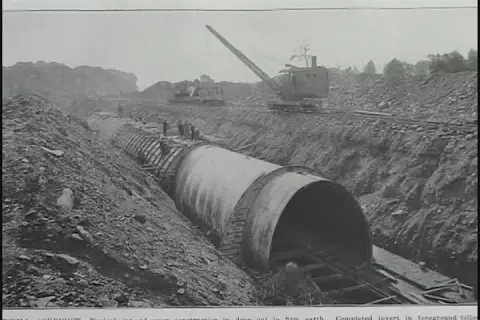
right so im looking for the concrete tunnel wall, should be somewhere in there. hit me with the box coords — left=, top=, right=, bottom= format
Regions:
left=87, top=113, right=373, bottom=271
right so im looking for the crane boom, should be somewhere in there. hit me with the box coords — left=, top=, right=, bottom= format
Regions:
left=206, top=25, right=277, bottom=91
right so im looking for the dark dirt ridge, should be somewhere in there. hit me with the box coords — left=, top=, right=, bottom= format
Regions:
left=2, top=62, right=138, bottom=101
left=2, top=94, right=262, bottom=308
left=124, top=103, right=478, bottom=288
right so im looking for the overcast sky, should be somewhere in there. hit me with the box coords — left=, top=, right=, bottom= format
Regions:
left=3, top=0, right=478, bottom=89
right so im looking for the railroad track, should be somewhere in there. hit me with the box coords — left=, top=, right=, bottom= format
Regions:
left=313, top=111, right=478, bottom=133
left=270, top=227, right=442, bottom=304
left=226, top=105, right=478, bottom=132
left=110, top=96, right=477, bottom=133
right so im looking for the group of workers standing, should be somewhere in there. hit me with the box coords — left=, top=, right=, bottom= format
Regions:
left=162, top=119, right=201, bottom=142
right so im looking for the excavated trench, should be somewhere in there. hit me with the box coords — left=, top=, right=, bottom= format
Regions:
left=87, top=112, right=478, bottom=303
left=86, top=114, right=383, bottom=300
left=138, top=105, right=477, bottom=289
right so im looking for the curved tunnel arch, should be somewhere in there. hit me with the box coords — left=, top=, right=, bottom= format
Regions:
left=242, top=170, right=372, bottom=271
left=272, top=180, right=372, bottom=268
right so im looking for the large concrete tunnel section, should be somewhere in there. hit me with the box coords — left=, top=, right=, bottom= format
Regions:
left=87, top=113, right=373, bottom=271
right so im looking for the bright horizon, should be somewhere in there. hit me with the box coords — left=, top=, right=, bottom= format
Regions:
left=3, top=0, right=478, bottom=90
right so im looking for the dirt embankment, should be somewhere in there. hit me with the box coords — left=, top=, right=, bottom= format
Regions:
left=2, top=95, right=256, bottom=308
left=134, top=104, right=478, bottom=286
left=326, top=71, right=478, bottom=121
left=219, top=71, right=478, bottom=122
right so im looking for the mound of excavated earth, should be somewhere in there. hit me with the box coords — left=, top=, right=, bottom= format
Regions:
left=235, top=71, right=478, bottom=122
left=125, top=103, right=478, bottom=288
left=2, top=94, right=256, bottom=308
left=326, top=71, right=478, bottom=121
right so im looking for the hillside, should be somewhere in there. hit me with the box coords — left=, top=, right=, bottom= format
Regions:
left=2, top=62, right=138, bottom=103
left=2, top=94, right=257, bottom=308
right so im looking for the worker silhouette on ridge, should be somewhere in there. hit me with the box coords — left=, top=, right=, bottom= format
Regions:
left=194, top=128, right=200, bottom=142
left=160, top=139, right=169, bottom=156
left=190, top=124, right=195, bottom=141
left=177, top=120, right=184, bottom=138
left=163, top=120, right=170, bottom=136
left=183, top=120, right=190, bottom=138
left=137, top=150, right=147, bottom=166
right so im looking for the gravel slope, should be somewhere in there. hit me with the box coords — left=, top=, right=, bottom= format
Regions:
left=2, top=94, right=257, bottom=308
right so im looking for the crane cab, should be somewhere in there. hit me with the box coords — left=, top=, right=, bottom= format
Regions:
left=278, top=56, right=330, bottom=101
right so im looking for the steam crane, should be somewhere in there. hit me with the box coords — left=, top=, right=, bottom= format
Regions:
left=205, top=25, right=330, bottom=113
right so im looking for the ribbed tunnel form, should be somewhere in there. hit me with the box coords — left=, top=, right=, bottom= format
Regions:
left=87, top=113, right=373, bottom=273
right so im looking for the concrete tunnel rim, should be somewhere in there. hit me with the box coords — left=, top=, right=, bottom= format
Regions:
left=242, top=168, right=373, bottom=271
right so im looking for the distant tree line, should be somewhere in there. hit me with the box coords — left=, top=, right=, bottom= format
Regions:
left=353, top=49, right=477, bottom=82
left=427, top=49, right=477, bottom=74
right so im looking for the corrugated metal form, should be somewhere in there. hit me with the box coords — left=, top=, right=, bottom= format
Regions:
left=87, top=116, right=373, bottom=271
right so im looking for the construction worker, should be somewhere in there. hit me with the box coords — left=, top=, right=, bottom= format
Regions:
left=137, top=150, right=147, bottom=166
left=189, top=122, right=195, bottom=136
left=183, top=120, right=189, bottom=137
left=177, top=120, right=184, bottom=138
left=163, top=120, right=169, bottom=136
left=190, top=124, right=195, bottom=141
left=194, top=128, right=201, bottom=142
left=160, top=139, right=169, bottom=155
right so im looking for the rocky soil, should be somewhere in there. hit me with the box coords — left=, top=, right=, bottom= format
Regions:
left=125, top=102, right=478, bottom=288
left=233, top=71, right=478, bottom=123
left=2, top=94, right=258, bottom=308
left=326, top=70, right=478, bottom=121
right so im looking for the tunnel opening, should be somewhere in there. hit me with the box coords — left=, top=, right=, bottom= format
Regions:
left=270, top=180, right=372, bottom=273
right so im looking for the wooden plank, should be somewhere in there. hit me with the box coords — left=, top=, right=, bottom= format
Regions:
left=311, top=273, right=344, bottom=284
left=423, top=293, right=455, bottom=304
left=425, top=278, right=457, bottom=290
left=305, top=274, right=321, bottom=292
left=422, top=286, right=451, bottom=295
left=375, top=269, right=399, bottom=283
left=270, top=250, right=308, bottom=261
left=373, top=245, right=454, bottom=289
left=406, top=292, right=433, bottom=304
left=297, top=262, right=327, bottom=273
left=325, top=283, right=367, bottom=294
left=363, top=295, right=397, bottom=305
left=298, top=249, right=346, bottom=275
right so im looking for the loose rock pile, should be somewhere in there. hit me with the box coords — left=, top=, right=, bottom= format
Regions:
left=327, top=70, right=478, bottom=121
left=233, top=70, right=478, bottom=123
left=2, top=94, right=257, bottom=308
